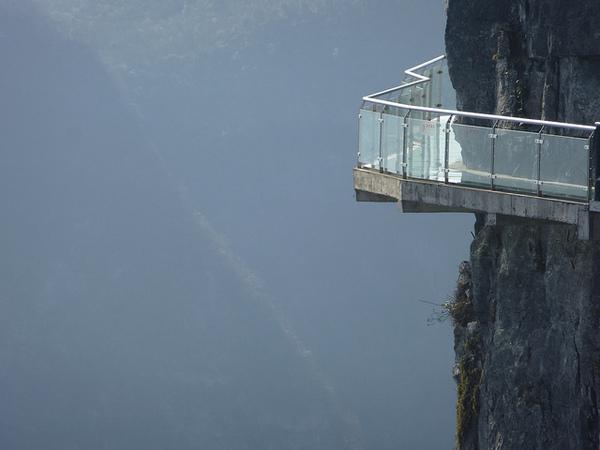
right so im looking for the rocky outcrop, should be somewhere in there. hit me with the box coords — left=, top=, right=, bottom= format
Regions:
left=446, top=1, right=600, bottom=448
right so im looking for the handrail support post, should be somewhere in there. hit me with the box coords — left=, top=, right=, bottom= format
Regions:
left=378, top=107, right=385, bottom=173
left=536, top=126, right=545, bottom=197
left=444, top=115, right=453, bottom=184
left=490, top=120, right=500, bottom=190
left=402, top=110, right=411, bottom=179
left=590, top=124, right=600, bottom=202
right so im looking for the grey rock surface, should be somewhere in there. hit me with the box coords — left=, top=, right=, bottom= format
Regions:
left=445, top=1, right=600, bottom=448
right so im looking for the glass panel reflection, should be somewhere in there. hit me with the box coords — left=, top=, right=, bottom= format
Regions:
left=406, top=118, right=444, bottom=181
left=448, top=122, right=493, bottom=188
left=381, top=113, right=404, bottom=174
left=494, top=128, right=539, bottom=195
left=540, top=134, right=589, bottom=200
left=358, top=109, right=380, bottom=169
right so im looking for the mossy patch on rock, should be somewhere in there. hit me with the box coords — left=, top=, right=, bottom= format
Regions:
left=456, top=355, right=482, bottom=448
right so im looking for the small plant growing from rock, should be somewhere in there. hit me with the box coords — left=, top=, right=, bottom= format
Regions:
left=424, top=261, right=474, bottom=327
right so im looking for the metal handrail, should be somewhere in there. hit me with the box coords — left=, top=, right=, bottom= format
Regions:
left=367, top=55, right=447, bottom=99
left=363, top=55, right=596, bottom=133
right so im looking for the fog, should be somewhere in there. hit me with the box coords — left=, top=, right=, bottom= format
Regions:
left=1, top=1, right=472, bottom=448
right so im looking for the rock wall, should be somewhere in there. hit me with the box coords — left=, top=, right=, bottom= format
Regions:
left=445, top=1, right=600, bottom=448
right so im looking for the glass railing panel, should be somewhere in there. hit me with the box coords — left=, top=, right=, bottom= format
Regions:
left=406, top=118, right=444, bottom=181
left=381, top=113, right=405, bottom=174
left=408, top=85, right=428, bottom=120
left=540, top=134, right=589, bottom=200
left=409, top=62, right=438, bottom=79
left=418, top=68, right=433, bottom=109
left=358, top=105, right=592, bottom=202
left=358, top=109, right=381, bottom=169
left=370, top=60, right=456, bottom=111
left=377, top=87, right=412, bottom=109
left=494, top=128, right=539, bottom=195
left=372, top=86, right=404, bottom=103
left=448, top=122, right=493, bottom=188
left=428, top=65, right=443, bottom=109
left=438, top=66, right=457, bottom=110
left=411, top=83, right=427, bottom=104
left=404, top=59, right=455, bottom=110
left=397, top=88, right=413, bottom=108
left=420, top=62, right=448, bottom=109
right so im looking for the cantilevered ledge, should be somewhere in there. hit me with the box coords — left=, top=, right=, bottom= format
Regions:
left=355, top=55, right=600, bottom=240
left=354, top=167, right=599, bottom=240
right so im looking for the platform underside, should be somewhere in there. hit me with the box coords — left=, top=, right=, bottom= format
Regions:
left=354, top=167, right=600, bottom=240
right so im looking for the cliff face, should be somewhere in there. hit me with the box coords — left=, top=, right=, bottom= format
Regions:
left=445, top=1, right=600, bottom=448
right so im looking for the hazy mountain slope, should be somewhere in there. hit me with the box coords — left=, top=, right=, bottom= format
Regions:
left=0, top=4, right=359, bottom=449
left=34, top=0, right=358, bottom=67
left=14, top=1, right=469, bottom=449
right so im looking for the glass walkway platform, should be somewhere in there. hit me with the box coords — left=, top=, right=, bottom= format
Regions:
left=355, top=56, right=600, bottom=239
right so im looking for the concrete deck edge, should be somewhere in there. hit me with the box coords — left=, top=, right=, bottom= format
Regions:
left=354, top=168, right=587, bottom=226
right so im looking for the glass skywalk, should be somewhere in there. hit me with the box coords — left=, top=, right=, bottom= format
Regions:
left=358, top=56, right=595, bottom=201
